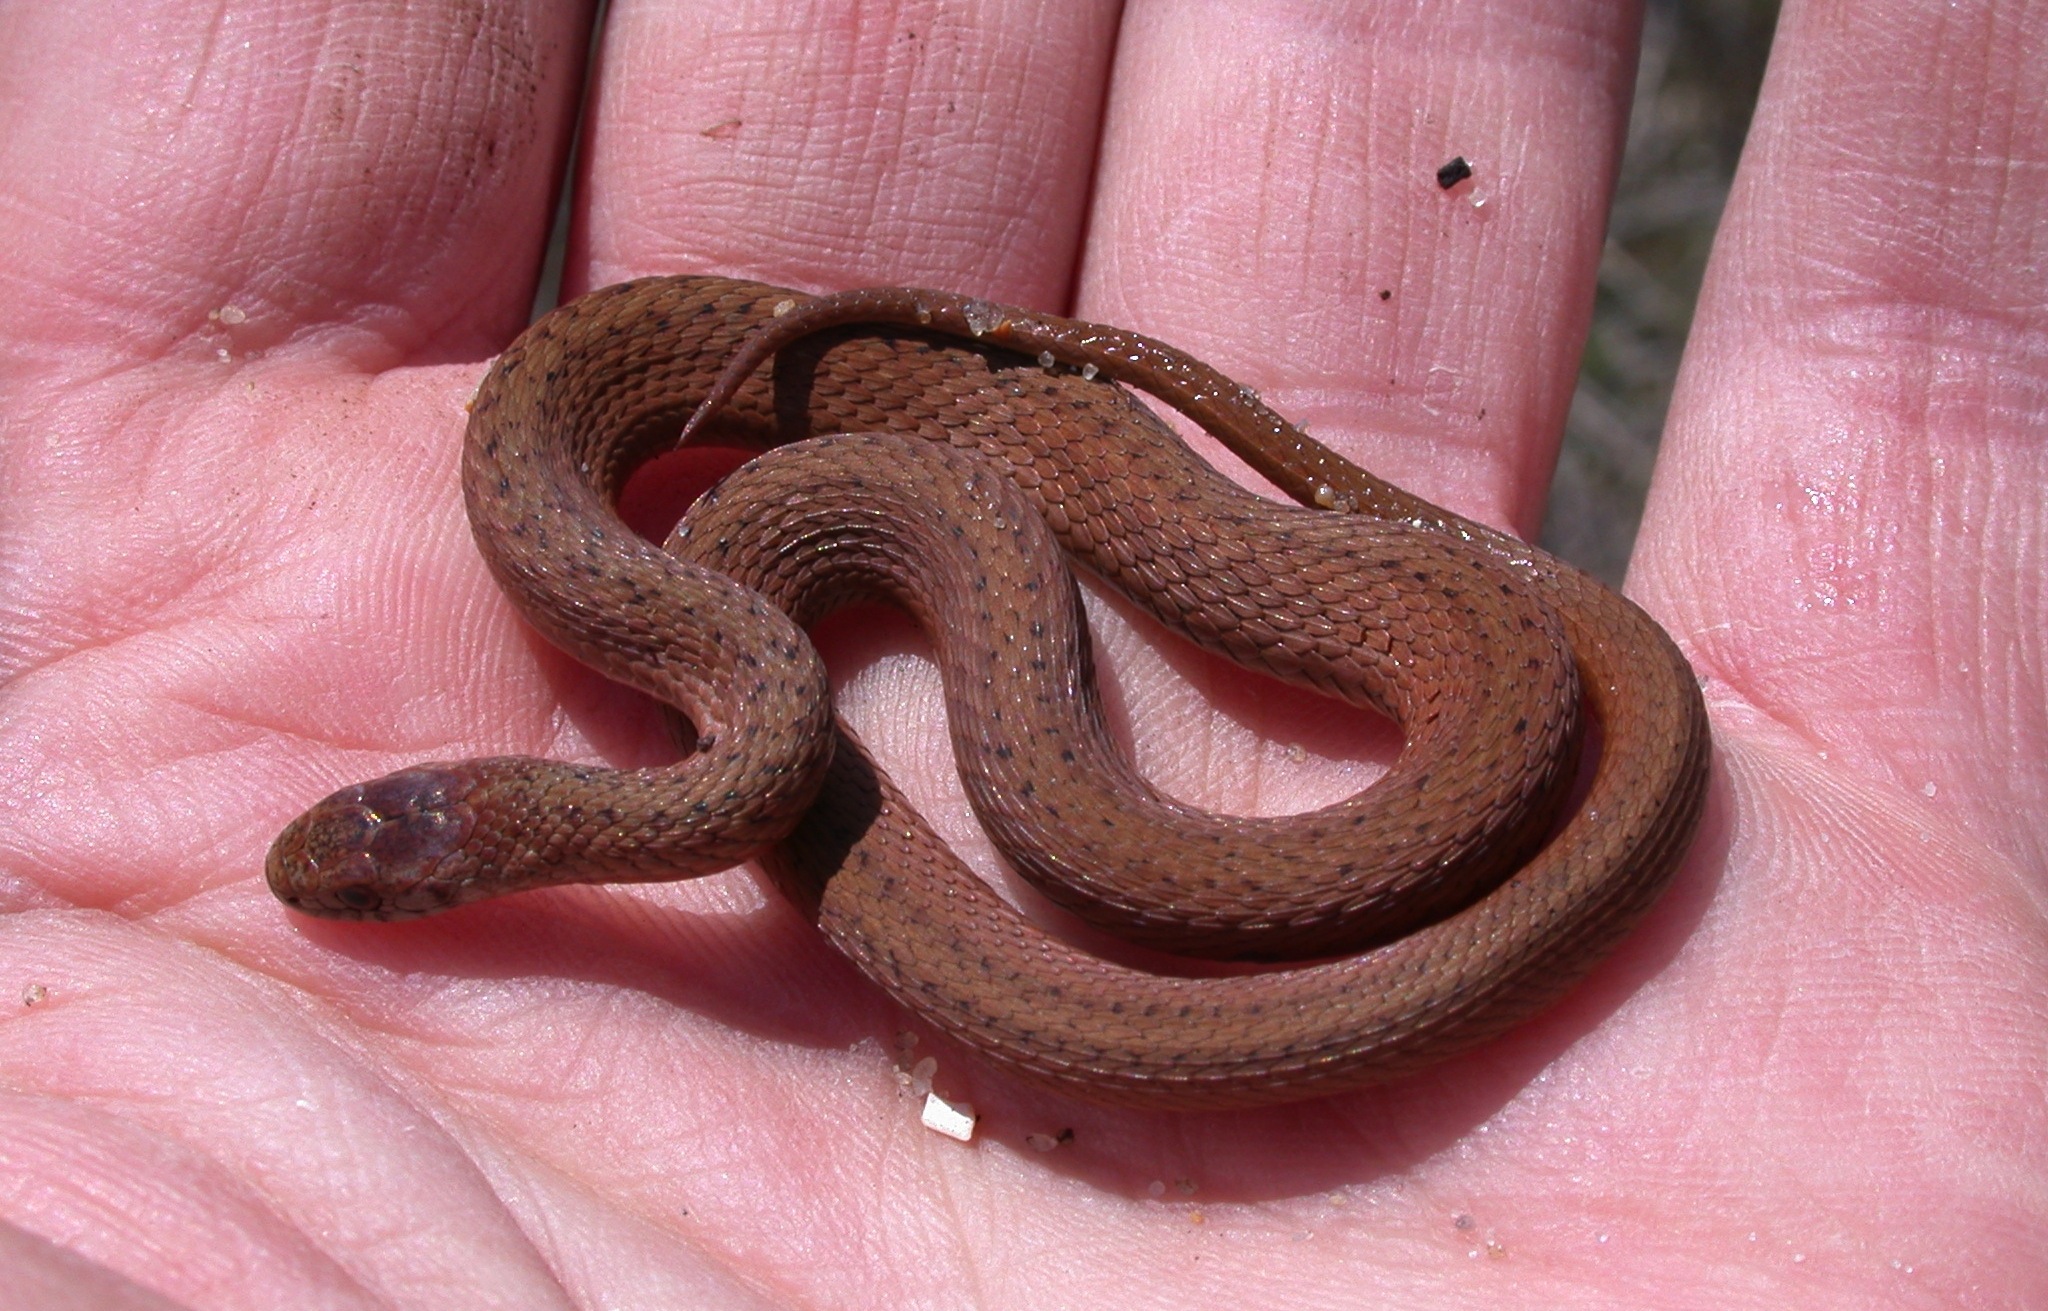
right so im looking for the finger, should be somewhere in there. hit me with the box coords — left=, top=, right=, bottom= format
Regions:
left=0, top=1, right=590, bottom=372
left=1077, top=0, right=1643, bottom=533
left=1634, top=0, right=2048, bottom=860
left=566, top=0, right=1125, bottom=881
left=574, top=0, right=1121, bottom=303
left=1056, top=1, right=1639, bottom=818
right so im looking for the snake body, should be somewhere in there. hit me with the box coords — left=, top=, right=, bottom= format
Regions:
left=268, top=275, right=1710, bottom=1110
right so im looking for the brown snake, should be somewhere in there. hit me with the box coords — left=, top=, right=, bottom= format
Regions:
left=268, top=275, right=1710, bottom=1110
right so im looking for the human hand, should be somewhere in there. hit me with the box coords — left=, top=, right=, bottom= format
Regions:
left=2, top=2, right=2040, bottom=1306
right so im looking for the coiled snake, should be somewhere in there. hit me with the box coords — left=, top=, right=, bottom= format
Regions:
left=268, top=275, right=1710, bottom=1110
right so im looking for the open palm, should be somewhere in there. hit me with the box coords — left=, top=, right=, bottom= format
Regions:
left=4, top=2, right=2042, bottom=1306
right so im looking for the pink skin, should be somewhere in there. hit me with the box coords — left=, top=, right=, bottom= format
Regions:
left=1, top=0, right=2041, bottom=1306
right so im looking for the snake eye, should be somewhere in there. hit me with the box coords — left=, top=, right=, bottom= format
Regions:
left=333, top=880, right=385, bottom=913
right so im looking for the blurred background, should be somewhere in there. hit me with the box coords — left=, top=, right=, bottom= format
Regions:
left=1539, top=0, right=1779, bottom=582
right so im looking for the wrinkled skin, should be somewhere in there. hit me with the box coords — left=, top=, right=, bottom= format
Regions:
left=2, top=2, right=2043, bottom=1307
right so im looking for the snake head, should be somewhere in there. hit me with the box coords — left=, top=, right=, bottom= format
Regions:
left=266, top=765, right=480, bottom=919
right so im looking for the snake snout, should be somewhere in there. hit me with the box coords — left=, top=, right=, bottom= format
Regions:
left=266, top=765, right=480, bottom=919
